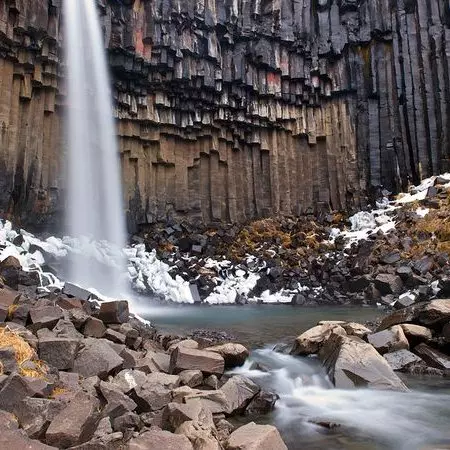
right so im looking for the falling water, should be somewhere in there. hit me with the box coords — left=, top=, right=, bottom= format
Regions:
left=64, top=0, right=128, bottom=297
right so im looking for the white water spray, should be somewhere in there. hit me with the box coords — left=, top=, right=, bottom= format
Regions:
left=64, top=0, right=128, bottom=297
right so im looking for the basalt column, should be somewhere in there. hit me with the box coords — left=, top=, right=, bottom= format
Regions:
left=0, top=0, right=449, bottom=230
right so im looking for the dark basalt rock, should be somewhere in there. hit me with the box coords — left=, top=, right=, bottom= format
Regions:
left=1, top=1, right=450, bottom=230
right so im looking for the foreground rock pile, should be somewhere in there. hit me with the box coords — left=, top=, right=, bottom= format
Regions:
left=0, top=286, right=286, bottom=449
left=290, top=299, right=450, bottom=389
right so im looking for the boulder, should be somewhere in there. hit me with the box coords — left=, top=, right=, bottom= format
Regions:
left=341, top=322, right=372, bottom=339
left=0, top=347, right=19, bottom=373
left=99, top=380, right=137, bottom=419
left=204, top=374, right=219, bottom=389
left=98, top=301, right=129, bottom=324
left=82, top=318, right=106, bottom=338
left=245, top=391, right=279, bottom=416
left=367, top=326, right=409, bottom=355
left=0, top=427, right=57, bottom=450
left=29, top=306, right=64, bottom=331
left=379, top=300, right=450, bottom=330
left=62, top=283, right=92, bottom=301
left=384, top=350, right=427, bottom=372
left=144, top=372, right=180, bottom=389
left=168, top=339, right=199, bottom=353
left=38, top=337, right=79, bottom=370
left=45, top=392, right=100, bottom=448
left=414, top=343, right=450, bottom=370
left=162, top=399, right=214, bottom=432
left=120, top=348, right=141, bottom=369
left=374, top=274, right=403, bottom=295
left=400, top=324, right=432, bottom=345
left=112, top=412, right=142, bottom=432
left=104, top=328, right=127, bottom=345
left=151, top=352, right=171, bottom=372
left=290, top=324, right=346, bottom=355
left=226, top=422, right=288, bottom=450
left=418, top=300, right=450, bottom=325
left=179, top=370, right=203, bottom=388
left=72, top=338, right=123, bottom=378
left=130, top=382, right=172, bottom=412
left=0, top=287, right=20, bottom=322
left=183, top=389, right=229, bottom=414
left=318, top=334, right=408, bottom=391
left=170, top=347, right=225, bottom=375
left=15, top=397, right=65, bottom=439
left=111, top=369, right=148, bottom=394
left=204, top=343, right=249, bottom=368
left=175, top=420, right=220, bottom=450
left=220, top=375, right=260, bottom=414
left=0, top=373, right=52, bottom=412
left=127, top=428, right=193, bottom=450
left=53, top=319, right=84, bottom=339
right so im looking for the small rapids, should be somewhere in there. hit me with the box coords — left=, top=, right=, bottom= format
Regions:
left=231, top=348, right=450, bottom=450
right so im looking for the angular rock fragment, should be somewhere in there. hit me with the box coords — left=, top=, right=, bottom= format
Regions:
left=46, top=392, right=100, bottom=448
left=319, top=334, right=408, bottom=391
left=384, top=350, right=426, bottom=372
left=204, top=343, right=249, bottom=368
left=82, top=317, right=106, bottom=338
left=99, top=301, right=129, bottom=324
left=220, top=375, right=260, bottom=414
left=226, top=422, right=288, bottom=450
left=291, top=324, right=346, bottom=355
left=170, top=347, right=224, bottom=375
left=367, top=326, right=409, bottom=355
left=414, top=343, right=450, bottom=370
left=38, top=336, right=79, bottom=370
left=127, top=428, right=193, bottom=450
left=72, top=338, right=123, bottom=378
left=179, top=369, right=203, bottom=388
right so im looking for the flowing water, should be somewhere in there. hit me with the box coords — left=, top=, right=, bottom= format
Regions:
left=148, top=305, right=450, bottom=449
left=64, top=0, right=127, bottom=297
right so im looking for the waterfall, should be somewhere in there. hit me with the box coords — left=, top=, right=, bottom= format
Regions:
left=64, top=0, right=128, bottom=297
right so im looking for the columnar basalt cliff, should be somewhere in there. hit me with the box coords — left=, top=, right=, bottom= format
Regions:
left=0, top=0, right=449, bottom=230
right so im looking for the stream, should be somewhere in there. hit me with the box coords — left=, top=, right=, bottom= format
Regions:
left=144, top=305, right=450, bottom=450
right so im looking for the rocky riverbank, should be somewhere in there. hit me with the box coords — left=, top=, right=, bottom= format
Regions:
left=0, top=282, right=449, bottom=449
left=0, top=286, right=287, bottom=449
left=132, top=173, right=450, bottom=307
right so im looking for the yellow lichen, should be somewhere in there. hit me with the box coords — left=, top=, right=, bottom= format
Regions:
left=0, top=327, right=47, bottom=378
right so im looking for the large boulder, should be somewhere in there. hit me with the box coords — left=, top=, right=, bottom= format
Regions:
left=204, top=343, right=249, bottom=368
left=374, top=274, right=403, bottom=295
left=170, top=347, right=224, bottom=376
left=367, top=326, right=409, bottom=355
left=162, top=399, right=214, bottom=432
left=226, top=422, right=288, bottom=450
left=38, top=336, right=79, bottom=370
left=379, top=300, right=450, bottom=330
left=179, top=370, right=203, bottom=388
left=175, top=420, right=220, bottom=450
left=414, top=343, right=450, bottom=370
left=45, top=392, right=100, bottom=448
left=98, top=380, right=137, bottom=419
left=318, top=334, right=408, bottom=391
left=98, top=301, right=129, bottom=324
left=29, top=306, right=64, bottom=331
left=400, top=324, right=432, bottom=345
left=418, top=300, right=450, bottom=325
left=341, top=322, right=372, bottom=339
left=127, top=428, right=193, bottom=450
left=220, top=375, right=260, bottom=415
left=383, top=350, right=426, bottom=372
left=72, top=338, right=123, bottom=378
left=290, top=324, right=346, bottom=356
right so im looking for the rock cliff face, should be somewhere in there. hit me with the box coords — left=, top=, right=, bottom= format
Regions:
left=0, top=0, right=449, bottom=230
